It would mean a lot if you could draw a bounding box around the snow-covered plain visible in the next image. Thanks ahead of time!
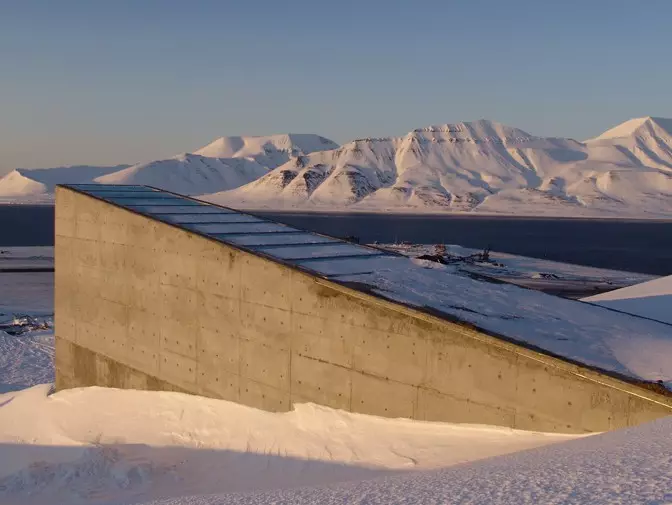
[0,249,54,393]
[0,248,671,504]
[3,117,672,217]
[583,274,672,325]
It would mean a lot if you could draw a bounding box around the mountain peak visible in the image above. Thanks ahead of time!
[194,134,338,160]
[412,120,533,141]
[591,116,672,141]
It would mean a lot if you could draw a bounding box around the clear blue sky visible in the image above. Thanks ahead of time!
[1,0,671,174]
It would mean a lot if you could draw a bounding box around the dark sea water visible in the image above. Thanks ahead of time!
[0,206,55,247]
[1,205,670,275]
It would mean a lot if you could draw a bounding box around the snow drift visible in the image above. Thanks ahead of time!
[163,415,672,505]
[0,385,576,505]
[206,117,672,217]
[1,386,670,505]
[583,274,672,325]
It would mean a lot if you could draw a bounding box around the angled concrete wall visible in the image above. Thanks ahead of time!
[54,186,672,433]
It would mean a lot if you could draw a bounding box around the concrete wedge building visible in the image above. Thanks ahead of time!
[55,184,672,433]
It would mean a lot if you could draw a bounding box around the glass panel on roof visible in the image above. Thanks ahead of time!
[227,232,336,247]
[296,255,404,276]
[84,190,162,198]
[131,205,223,214]
[190,222,293,234]
[161,213,259,225]
[67,184,149,191]
[254,243,377,260]
[112,197,201,206]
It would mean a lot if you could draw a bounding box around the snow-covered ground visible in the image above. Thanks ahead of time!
[379,243,655,298]
[3,117,672,218]
[0,385,580,505]
[0,248,54,393]
[146,415,672,505]
[583,274,672,325]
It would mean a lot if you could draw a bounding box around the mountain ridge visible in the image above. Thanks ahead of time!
[0,134,339,200]
[204,118,672,217]
[194,133,339,168]
[1,118,671,218]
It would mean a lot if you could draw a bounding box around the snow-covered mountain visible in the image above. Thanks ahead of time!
[205,117,672,218]
[194,133,339,168]
[93,154,269,195]
[2,119,672,217]
[0,165,129,202]
[0,134,339,201]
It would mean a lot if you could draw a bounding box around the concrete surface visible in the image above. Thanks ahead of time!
[54,186,672,433]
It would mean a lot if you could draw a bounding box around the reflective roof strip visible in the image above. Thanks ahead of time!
[89,189,159,192]
[66,184,146,188]
[86,192,165,198]
[139,208,229,214]
[293,252,390,263]
[81,189,158,193]
[209,230,307,237]
[107,196,190,200]
[251,241,344,250]
[325,271,376,277]
[169,219,265,225]
[90,190,160,194]
[124,201,201,206]
[149,210,232,215]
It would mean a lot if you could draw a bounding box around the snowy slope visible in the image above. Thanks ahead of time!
[156,415,672,505]
[206,117,672,217]
[1,385,669,505]
[0,165,129,202]
[94,154,269,195]
[583,275,672,325]
[95,132,341,195]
